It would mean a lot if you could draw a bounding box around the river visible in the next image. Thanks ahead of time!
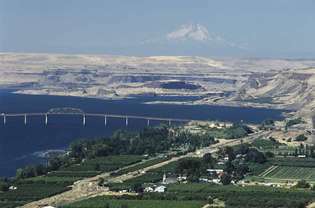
[0,91,287,176]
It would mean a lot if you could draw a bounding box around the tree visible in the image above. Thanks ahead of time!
[131,183,143,193]
[48,157,64,171]
[260,119,275,130]
[208,196,214,204]
[265,151,275,158]
[98,177,105,186]
[235,144,250,155]
[176,158,202,177]
[35,164,47,176]
[245,148,266,164]
[294,180,310,189]
[187,175,200,183]
[220,173,232,185]
[295,134,308,142]
[0,179,9,192]
[69,140,87,159]
[224,146,236,161]
[202,153,215,169]
[310,147,315,158]
[233,163,249,181]
[224,160,234,174]
[94,163,101,171]
[16,168,23,179]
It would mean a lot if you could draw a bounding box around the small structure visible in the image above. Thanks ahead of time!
[207,169,224,176]
[211,179,221,184]
[199,178,211,183]
[154,185,167,193]
[162,173,177,185]
[144,187,154,193]
[8,186,17,191]
[177,175,187,182]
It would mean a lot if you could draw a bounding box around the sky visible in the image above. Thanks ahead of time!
[0,0,315,58]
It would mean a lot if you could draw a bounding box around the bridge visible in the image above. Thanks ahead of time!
[0,111,204,127]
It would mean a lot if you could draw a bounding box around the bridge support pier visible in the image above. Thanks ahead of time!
[24,114,27,125]
[83,114,86,126]
[104,115,107,126]
[168,120,171,126]
[45,114,48,125]
[3,114,6,125]
[125,117,128,126]
[147,119,150,127]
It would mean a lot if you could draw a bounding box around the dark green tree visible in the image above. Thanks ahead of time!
[220,173,232,185]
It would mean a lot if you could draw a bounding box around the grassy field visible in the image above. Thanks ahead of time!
[63,197,205,208]
[264,166,315,181]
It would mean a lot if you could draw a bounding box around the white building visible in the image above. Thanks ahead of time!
[206,169,224,175]
[154,185,167,193]
[144,187,154,193]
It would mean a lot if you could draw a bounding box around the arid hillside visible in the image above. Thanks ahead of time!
[1,53,315,117]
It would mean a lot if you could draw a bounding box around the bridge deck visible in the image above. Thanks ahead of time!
[0,112,206,123]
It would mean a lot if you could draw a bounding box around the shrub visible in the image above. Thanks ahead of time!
[294,180,310,189]
[295,134,307,142]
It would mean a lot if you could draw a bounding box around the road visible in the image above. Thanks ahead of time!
[21,131,269,208]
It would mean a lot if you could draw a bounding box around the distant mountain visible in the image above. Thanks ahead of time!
[140,23,248,56]
[166,23,210,42]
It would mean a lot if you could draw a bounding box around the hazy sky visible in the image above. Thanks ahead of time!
[1,0,314,58]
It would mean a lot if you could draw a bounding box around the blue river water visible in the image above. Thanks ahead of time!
[0,91,287,176]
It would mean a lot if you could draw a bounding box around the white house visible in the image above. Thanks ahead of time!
[144,187,154,193]
[154,185,167,193]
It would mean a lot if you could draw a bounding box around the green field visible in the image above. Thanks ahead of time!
[270,157,315,168]
[82,183,315,208]
[111,157,168,177]
[62,155,144,172]
[0,182,70,208]
[63,197,205,208]
[24,155,145,184]
[252,139,280,150]
[167,183,315,208]
[0,155,146,208]
[109,158,182,191]
[265,166,315,181]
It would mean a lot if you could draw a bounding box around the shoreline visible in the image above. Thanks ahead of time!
[11,90,293,112]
